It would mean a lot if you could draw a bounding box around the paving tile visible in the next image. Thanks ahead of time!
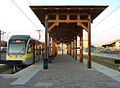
[0,54,120,88]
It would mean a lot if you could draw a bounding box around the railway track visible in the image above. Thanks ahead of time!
[83,54,120,70]
[93,59,119,68]
[0,53,25,74]
[0,64,25,74]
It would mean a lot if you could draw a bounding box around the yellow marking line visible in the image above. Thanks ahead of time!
[16,61,42,77]
[94,62,120,76]
[10,61,43,85]
[0,61,42,77]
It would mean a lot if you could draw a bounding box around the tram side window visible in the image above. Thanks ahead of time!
[27,42,32,53]
[35,45,37,55]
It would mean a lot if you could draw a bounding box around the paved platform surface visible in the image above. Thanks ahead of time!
[0,54,120,88]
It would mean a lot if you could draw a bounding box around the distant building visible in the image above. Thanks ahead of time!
[102,40,120,49]
[58,34,88,54]
[1,40,7,47]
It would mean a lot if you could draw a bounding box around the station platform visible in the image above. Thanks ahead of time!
[0,54,120,88]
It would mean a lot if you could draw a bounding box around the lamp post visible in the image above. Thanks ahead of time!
[36,30,42,40]
[1,31,6,40]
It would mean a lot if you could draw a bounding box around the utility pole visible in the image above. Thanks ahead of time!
[36,30,42,40]
[6,32,10,39]
[1,31,6,41]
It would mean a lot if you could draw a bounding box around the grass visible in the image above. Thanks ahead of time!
[83,54,120,70]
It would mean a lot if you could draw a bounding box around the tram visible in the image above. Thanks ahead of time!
[5,35,45,65]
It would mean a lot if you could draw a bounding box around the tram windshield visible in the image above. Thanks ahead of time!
[8,40,26,54]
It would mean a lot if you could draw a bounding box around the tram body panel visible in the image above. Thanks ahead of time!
[6,53,33,65]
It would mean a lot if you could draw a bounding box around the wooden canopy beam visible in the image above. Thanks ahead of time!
[48,20,88,23]
[48,23,58,32]
[78,22,88,32]
[30,5,108,69]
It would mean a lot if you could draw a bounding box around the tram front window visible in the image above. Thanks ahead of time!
[8,40,26,54]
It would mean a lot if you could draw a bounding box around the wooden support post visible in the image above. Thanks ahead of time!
[53,41,55,57]
[73,40,74,58]
[70,41,71,56]
[67,44,68,54]
[56,45,58,56]
[71,41,73,57]
[52,40,55,57]
[49,36,51,57]
[57,45,58,55]
[45,15,48,59]
[62,42,63,55]
[68,44,69,55]
[51,38,53,57]
[88,14,91,68]
[43,15,49,69]
[75,36,77,60]
[55,44,57,57]
[80,30,83,63]
[69,44,70,55]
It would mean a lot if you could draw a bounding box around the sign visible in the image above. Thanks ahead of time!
[16,40,21,43]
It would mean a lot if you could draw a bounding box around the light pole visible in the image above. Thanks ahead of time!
[1,31,6,40]
[36,30,42,40]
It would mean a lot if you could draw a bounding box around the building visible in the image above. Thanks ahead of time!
[102,40,120,49]
[1,40,7,47]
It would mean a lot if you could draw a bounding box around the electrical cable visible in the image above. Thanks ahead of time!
[92,23,120,36]
[26,0,31,5]
[10,0,39,30]
[93,3,120,29]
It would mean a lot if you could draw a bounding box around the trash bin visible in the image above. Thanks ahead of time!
[48,56,52,63]
[43,59,48,69]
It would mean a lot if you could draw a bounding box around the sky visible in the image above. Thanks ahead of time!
[0,0,120,46]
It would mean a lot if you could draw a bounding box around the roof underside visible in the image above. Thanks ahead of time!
[30,5,108,44]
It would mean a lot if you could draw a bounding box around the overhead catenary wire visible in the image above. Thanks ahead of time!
[92,23,120,36]
[26,0,31,5]
[93,3,120,29]
[10,0,40,30]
